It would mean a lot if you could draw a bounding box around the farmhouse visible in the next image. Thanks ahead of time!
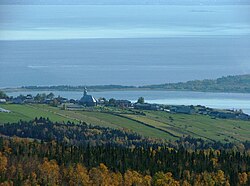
[0,99,6,104]
[79,88,97,106]
[24,94,35,103]
[12,97,24,104]
[115,100,132,107]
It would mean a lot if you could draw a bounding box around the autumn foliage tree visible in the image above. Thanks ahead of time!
[38,158,60,185]
[0,118,250,185]
[0,152,7,182]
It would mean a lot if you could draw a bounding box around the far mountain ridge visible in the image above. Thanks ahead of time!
[141,74,250,92]
[11,74,250,93]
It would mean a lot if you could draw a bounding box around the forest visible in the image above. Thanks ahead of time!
[0,118,250,185]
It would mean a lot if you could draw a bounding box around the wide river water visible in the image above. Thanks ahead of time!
[1,5,250,87]
[1,5,250,114]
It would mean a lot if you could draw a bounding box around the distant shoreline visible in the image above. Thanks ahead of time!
[2,74,250,94]
[2,88,250,94]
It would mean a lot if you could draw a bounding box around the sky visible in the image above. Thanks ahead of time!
[0,4,250,40]
[1,0,250,5]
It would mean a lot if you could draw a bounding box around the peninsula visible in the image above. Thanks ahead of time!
[3,74,250,93]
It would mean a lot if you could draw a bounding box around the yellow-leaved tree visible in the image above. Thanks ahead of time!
[38,158,60,186]
[0,152,8,181]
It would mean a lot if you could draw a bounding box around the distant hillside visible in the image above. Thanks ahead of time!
[3,74,250,93]
[141,74,250,93]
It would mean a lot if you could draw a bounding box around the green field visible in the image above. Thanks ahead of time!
[1,104,250,142]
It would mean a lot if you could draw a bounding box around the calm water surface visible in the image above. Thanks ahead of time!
[0,5,250,87]
[1,5,250,114]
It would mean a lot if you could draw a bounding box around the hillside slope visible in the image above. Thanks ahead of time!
[141,74,250,93]
[1,104,250,142]
[15,74,250,93]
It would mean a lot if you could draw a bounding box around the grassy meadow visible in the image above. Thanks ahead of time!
[0,104,250,142]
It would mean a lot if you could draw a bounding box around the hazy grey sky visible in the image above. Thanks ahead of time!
[1,5,250,40]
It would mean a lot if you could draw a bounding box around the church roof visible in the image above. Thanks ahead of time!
[80,95,97,103]
[79,88,97,104]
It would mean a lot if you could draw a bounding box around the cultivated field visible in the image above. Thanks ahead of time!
[1,104,250,142]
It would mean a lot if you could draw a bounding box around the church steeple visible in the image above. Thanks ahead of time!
[80,87,97,106]
[84,87,87,96]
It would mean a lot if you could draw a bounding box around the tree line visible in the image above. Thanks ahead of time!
[141,74,250,93]
[0,136,250,185]
[17,74,250,93]
[0,118,250,185]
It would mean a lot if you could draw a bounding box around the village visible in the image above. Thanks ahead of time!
[0,88,250,121]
